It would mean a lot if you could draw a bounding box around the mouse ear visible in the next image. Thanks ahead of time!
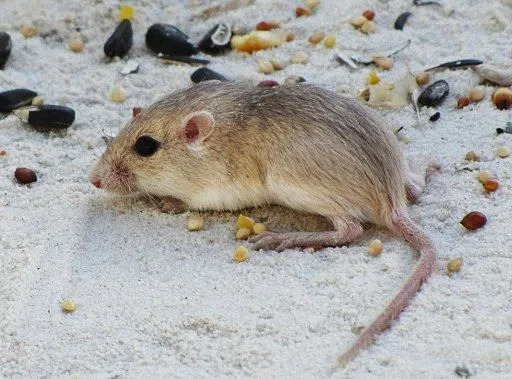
[181,111,215,143]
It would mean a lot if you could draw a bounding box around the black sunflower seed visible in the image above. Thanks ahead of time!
[145,24,198,56]
[394,12,412,30]
[0,88,37,112]
[0,31,12,69]
[197,23,232,54]
[104,19,133,58]
[418,80,449,107]
[426,59,483,72]
[27,105,75,129]
[191,67,228,83]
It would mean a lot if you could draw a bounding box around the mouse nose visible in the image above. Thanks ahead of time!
[92,179,101,188]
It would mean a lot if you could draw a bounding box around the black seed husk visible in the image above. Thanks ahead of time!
[146,24,198,56]
[27,105,75,129]
[197,23,232,54]
[394,12,412,30]
[104,19,133,58]
[418,80,449,107]
[426,59,483,72]
[413,0,440,6]
[158,54,209,65]
[496,128,504,134]
[0,89,38,112]
[0,31,12,69]
[191,67,228,83]
[429,112,441,121]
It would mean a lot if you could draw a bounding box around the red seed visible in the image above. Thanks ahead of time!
[256,21,279,31]
[460,211,487,230]
[457,97,470,108]
[132,107,142,117]
[258,80,279,88]
[15,167,37,184]
[362,9,375,21]
[296,6,311,17]
[483,179,499,192]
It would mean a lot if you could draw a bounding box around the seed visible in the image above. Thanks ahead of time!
[237,214,255,231]
[233,246,249,262]
[31,96,44,105]
[464,151,478,161]
[323,35,336,48]
[497,145,510,158]
[362,10,375,21]
[296,6,311,17]
[373,56,393,70]
[418,80,450,107]
[0,31,12,69]
[0,150,7,157]
[367,69,380,85]
[305,0,321,10]
[361,20,376,34]
[232,25,248,36]
[447,257,463,273]
[350,16,368,28]
[231,30,287,53]
[291,51,308,64]
[257,58,274,74]
[256,21,280,31]
[61,299,76,313]
[368,239,383,256]
[197,23,232,54]
[187,214,204,231]
[253,223,266,234]
[483,179,499,192]
[477,170,493,183]
[236,227,252,240]
[492,87,512,110]
[68,38,84,52]
[132,107,142,117]
[286,31,296,42]
[191,67,228,83]
[415,72,430,85]
[269,57,283,70]
[110,87,127,103]
[394,11,412,30]
[429,112,441,122]
[468,87,484,102]
[460,211,487,230]
[258,80,279,88]
[119,5,135,21]
[146,23,197,56]
[15,167,37,184]
[20,24,36,38]
[0,88,38,112]
[104,19,133,58]
[309,31,325,44]
[457,97,470,109]
[284,75,306,85]
[27,105,76,129]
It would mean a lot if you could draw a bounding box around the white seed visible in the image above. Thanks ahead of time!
[468,87,484,102]
[291,51,308,64]
[350,16,368,28]
[464,151,478,161]
[269,57,284,70]
[257,58,274,74]
[361,20,376,34]
[187,214,204,231]
[477,170,493,183]
[497,145,510,158]
[110,87,127,103]
[368,239,383,256]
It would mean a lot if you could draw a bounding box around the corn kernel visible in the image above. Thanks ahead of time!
[237,214,255,230]
[68,38,85,53]
[257,58,274,74]
[447,257,463,273]
[415,72,430,85]
[308,31,325,44]
[497,145,510,158]
[62,299,76,313]
[233,245,249,262]
[367,69,380,85]
[269,58,283,70]
[119,5,135,21]
[253,223,266,234]
[236,227,252,240]
[323,35,335,48]
[477,170,493,183]
[368,239,383,256]
[187,214,204,231]
[464,151,478,161]
[110,87,127,103]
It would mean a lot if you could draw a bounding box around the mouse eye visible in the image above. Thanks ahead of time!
[133,135,160,157]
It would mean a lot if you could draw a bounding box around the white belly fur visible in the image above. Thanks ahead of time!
[187,183,270,211]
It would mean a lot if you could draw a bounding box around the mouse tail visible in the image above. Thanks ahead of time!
[335,209,436,367]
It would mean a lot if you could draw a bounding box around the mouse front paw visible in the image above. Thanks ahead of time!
[159,197,187,214]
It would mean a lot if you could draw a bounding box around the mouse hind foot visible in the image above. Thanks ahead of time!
[405,159,441,203]
[249,218,363,252]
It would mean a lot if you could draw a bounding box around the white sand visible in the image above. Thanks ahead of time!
[1,0,511,377]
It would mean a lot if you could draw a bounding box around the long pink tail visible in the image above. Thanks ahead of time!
[336,210,436,366]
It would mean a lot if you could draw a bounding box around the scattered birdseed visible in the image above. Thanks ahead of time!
[237,214,255,231]
[323,35,335,48]
[477,170,493,183]
[367,69,380,85]
[233,245,249,262]
[291,51,308,64]
[464,151,478,161]
[361,20,376,34]
[0,149,7,157]
[31,96,44,105]
[429,112,441,122]
[236,227,252,240]
[20,24,36,38]
[308,31,325,44]
[415,72,430,85]
[496,145,510,158]
[460,211,487,230]
[68,38,84,52]
[483,179,499,192]
[257,57,274,74]
[253,223,266,234]
[468,87,484,102]
[187,214,204,231]
[110,87,127,103]
[119,5,135,21]
[447,257,463,273]
[15,167,37,184]
[368,239,383,256]
[269,57,283,70]
[61,299,76,313]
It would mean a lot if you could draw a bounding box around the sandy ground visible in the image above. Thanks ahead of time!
[1,0,512,377]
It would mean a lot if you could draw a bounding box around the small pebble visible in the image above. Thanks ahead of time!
[284,75,306,85]
[233,245,249,262]
[253,223,266,234]
[477,170,493,183]
[368,239,383,256]
[68,38,84,52]
[323,35,335,48]
[258,80,279,88]
[308,31,325,44]
[362,10,375,21]
[236,227,252,240]
[269,57,283,70]
[15,167,37,184]
[257,58,274,74]
[497,145,510,158]
[291,51,308,64]
[429,112,441,122]
[361,20,376,34]
[415,72,430,85]
[61,299,76,313]
[460,211,487,230]
[483,179,499,192]
[468,87,484,102]
[296,6,311,17]
[119,5,135,21]
[447,257,463,273]
[110,88,127,103]
[20,24,36,38]
[464,151,478,161]
[457,97,470,109]
[31,96,44,105]
[187,214,204,231]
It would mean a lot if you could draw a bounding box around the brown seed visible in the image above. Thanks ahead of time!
[492,87,512,110]
[20,24,37,38]
[483,179,499,192]
[361,20,376,34]
[350,16,369,28]
[132,107,142,117]
[296,6,311,17]
[0,149,7,157]
[258,80,279,88]
[373,55,393,70]
[15,167,37,184]
[415,72,430,85]
[308,31,325,44]
[256,21,280,31]
[464,151,479,161]
[468,87,484,102]
[68,38,84,52]
[362,9,375,21]
[460,211,487,230]
[447,257,463,273]
[286,31,296,42]
[457,97,470,109]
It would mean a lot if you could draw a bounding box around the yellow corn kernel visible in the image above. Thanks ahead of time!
[237,215,255,231]
[367,69,380,85]
[253,223,266,234]
[236,227,252,240]
[119,5,135,21]
[233,246,249,262]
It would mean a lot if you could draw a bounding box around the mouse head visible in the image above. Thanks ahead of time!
[89,107,215,198]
